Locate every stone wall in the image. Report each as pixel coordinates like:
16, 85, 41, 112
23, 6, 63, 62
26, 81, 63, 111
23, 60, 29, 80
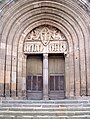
0, 0, 90, 99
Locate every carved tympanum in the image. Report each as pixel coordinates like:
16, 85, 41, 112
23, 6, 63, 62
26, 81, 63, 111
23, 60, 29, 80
24, 25, 68, 54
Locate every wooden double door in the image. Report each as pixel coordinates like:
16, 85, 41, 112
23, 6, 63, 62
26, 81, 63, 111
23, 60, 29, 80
26, 54, 65, 100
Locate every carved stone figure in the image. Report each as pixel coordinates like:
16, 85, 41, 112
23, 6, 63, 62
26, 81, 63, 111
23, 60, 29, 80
24, 25, 68, 54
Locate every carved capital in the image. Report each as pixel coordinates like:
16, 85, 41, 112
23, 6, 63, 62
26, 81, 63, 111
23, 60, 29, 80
43, 53, 48, 60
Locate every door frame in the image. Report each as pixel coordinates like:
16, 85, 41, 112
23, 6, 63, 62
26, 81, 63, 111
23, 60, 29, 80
26, 53, 66, 100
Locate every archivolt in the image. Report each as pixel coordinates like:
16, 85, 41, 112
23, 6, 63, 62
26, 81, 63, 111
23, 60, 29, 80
0, 0, 90, 97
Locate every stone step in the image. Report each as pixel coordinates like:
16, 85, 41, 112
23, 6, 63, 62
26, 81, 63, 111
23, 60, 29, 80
1, 99, 90, 104
1, 103, 90, 108
0, 99, 90, 119
0, 110, 90, 116
0, 106, 90, 111
0, 115, 90, 119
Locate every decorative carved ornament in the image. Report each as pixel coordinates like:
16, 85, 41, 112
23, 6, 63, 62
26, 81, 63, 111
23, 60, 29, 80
23, 26, 68, 54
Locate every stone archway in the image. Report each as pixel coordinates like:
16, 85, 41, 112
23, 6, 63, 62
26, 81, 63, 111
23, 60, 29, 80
0, 0, 90, 99
24, 25, 67, 100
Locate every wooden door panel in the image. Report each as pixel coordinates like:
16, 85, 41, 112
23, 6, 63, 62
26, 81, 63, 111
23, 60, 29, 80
26, 55, 43, 100
32, 76, 37, 90
49, 55, 65, 74
50, 76, 54, 90
49, 55, 65, 99
60, 76, 64, 90
55, 76, 59, 90
49, 75, 65, 99
50, 75, 64, 91
26, 76, 43, 91
38, 76, 43, 91
27, 55, 42, 75
26, 76, 31, 90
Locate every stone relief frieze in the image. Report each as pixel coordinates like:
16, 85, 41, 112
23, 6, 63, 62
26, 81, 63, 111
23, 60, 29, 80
23, 25, 68, 54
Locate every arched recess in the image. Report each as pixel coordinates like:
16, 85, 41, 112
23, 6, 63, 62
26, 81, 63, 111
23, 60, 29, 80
0, 0, 90, 99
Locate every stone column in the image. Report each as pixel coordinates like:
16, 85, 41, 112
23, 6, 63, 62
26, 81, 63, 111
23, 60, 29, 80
43, 54, 48, 100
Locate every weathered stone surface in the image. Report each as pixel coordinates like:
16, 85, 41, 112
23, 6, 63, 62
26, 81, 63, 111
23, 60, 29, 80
0, 99, 90, 118
0, 0, 90, 99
